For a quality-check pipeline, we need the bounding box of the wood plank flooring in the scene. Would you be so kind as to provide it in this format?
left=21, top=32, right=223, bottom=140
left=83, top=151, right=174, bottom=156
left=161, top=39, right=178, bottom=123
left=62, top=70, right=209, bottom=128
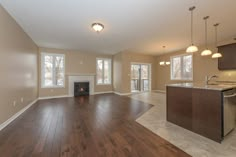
left=0, top=94, right=190, bottom=157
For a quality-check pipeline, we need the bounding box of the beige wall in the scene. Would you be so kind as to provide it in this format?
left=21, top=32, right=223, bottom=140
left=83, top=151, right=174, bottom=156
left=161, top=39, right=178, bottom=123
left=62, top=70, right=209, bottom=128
left=0, top=6, right=38, bottom=124
left=113, top=52, right=123, bottom=93
left=113, top=51, right=156, bottom=93
left=38, top=47, right=113, bottom=97
left=156, top=46, right=236, bottom=91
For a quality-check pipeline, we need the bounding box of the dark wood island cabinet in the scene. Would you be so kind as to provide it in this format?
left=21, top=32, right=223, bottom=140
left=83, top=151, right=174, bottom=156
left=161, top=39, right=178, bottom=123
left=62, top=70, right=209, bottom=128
left=167, top=83, right=236, bottom=143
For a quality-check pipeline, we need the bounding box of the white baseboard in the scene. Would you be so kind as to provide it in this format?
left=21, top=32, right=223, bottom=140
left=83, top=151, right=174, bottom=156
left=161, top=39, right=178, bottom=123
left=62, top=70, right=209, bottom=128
left=113, top=92, right=131, bottom=96
left=0, top=99, right=38, bottom=131
left=94, top=91, right=114, bottom=95
left=38, top=95, right=70, bottom=100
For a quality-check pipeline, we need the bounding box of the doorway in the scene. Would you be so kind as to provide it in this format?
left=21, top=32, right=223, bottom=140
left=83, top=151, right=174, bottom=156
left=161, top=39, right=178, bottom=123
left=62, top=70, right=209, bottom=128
left=131, top=63, right=151, bottom=93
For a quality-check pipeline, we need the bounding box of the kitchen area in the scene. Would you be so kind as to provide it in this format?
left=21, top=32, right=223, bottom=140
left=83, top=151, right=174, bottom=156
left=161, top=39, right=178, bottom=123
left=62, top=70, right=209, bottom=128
left=166, top=43, right=236, bottom=143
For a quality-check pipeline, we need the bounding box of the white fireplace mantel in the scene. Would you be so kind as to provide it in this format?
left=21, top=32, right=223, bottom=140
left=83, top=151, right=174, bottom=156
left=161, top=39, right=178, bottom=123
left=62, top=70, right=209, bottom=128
left=68, top=74, right=95, bottom=97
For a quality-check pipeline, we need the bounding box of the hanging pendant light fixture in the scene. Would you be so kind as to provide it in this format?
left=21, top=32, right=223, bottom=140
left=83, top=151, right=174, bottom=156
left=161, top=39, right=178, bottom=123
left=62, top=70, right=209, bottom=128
left=159, top=46, right=166, bottom=66
left=186, top=6, right=198, bottom=53
left=201, top=16, right=212, bottom=56
left=212, top=23, right=222, bottom=58
left=159, top=46, right=170, bottom=66
left=164, top=46, right=170, bottom=65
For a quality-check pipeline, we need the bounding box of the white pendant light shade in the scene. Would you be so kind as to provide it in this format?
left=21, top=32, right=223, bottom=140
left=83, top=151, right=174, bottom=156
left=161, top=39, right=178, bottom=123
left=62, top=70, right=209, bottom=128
left=159, top=61, right=165, bottom=66
left=211, top=23, right=222, bottom=59
left=186, top=6, right=198, bottom=53
left=201, top=16, right=212, bottom=56
left=201, top=49, right=212, bottom=56
left=165, top=61, right=170, bottom=65
left=212, top=52, right=222, bottom=58
left=186, top=45, right=198, bottom=53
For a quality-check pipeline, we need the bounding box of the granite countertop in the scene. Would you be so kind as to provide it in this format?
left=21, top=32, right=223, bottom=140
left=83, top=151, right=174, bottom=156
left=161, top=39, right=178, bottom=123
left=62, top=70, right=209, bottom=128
left=167, top=82, right=236, bottom=91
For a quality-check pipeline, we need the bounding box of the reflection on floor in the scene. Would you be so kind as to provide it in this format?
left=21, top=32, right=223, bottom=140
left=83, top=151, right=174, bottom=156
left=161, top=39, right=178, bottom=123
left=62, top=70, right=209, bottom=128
left=130, top=92, right=236, bottom=157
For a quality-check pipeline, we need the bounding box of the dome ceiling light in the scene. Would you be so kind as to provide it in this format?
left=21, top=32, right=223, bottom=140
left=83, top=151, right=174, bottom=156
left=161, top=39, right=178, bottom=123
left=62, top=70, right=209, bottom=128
left=91, top=23, right=104, bottom=33
left=201, top=16, right=213, bottom=56
left=212, top=23, right=222, bottom=59
left=186, top=6, right=198, bottom=53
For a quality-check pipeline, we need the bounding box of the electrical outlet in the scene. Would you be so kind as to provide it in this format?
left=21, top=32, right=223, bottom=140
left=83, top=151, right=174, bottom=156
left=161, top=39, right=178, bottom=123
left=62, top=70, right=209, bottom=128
left=13, top=101, right=16, bottom=107
left=21, top=97, right=24, bottom=103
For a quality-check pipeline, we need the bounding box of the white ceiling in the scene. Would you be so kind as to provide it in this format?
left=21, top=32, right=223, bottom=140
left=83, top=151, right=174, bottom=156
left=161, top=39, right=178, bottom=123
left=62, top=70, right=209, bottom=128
left=1, top=0, right=236, bottom=55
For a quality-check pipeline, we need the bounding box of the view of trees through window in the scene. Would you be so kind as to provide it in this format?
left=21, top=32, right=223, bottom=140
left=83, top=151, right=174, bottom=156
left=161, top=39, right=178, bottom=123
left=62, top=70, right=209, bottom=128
left=171, top=54, right=192, bottom=80
left=131, top=64, right=150, bottom=92
left=42, top=53, right=64, bottom=87
left=96, top=59, right=111, bottom=84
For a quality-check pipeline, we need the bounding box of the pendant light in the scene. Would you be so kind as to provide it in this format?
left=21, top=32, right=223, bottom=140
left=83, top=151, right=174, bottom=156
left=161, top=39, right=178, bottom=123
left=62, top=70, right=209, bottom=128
left=159, top=61, right=165, bottom=66
left=212, top=23, right=222, bottom=58
left=164, top=46, right=170, bottom=65
left=159, top=46, right=170, bottom=66
left=186, top=6, right=198, bottom=53
left=159, top=46, right=166, bottom=66
left=201, top=16, right=212, bottom=56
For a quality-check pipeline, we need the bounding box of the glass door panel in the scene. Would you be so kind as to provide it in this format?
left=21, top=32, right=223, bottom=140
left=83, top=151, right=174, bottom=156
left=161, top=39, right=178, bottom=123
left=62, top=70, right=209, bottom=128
left=131, top=64, right=150, bottom=93
left=141, top=65, right=149, bottom=91
left=131, top=64, right=141, bottom=92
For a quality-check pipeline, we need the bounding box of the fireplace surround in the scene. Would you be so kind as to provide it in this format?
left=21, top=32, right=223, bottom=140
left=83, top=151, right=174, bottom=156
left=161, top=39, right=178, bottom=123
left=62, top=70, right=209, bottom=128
left=68, top=74, right=95, bottom=97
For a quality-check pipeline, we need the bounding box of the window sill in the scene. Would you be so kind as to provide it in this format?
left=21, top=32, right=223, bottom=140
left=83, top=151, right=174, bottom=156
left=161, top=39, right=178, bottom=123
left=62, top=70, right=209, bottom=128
left=170, top=79, right=193, bottom=81
left=96, top=84, right=112, bottom=86
left=41, top=86, right=65, bottom=89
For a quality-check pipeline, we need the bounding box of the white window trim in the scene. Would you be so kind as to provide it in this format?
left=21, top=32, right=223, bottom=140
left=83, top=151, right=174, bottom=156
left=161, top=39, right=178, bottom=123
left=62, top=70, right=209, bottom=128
left=96, top=58, right=112, bottom=85
left=41, top=53, right=65, bottom=88
left=170, top=54, right=193, bottom=81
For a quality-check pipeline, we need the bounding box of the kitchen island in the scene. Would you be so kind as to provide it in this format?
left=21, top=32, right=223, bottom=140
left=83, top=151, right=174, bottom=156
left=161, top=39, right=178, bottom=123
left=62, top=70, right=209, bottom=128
left=167, top=83, right=236, bottom=143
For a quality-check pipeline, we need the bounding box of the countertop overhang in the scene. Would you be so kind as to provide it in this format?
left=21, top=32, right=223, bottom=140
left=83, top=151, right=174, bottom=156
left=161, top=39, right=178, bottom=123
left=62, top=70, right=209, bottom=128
left=167, top=83, right=236, bottom=91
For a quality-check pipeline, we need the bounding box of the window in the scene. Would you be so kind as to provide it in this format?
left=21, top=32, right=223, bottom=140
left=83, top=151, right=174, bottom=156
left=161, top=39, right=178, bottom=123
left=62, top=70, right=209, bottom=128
left=96, top=58, right=112, bottom=85
left=171, top=54, right=193, bottom=80
left=41, top=53, right=65, bottom=88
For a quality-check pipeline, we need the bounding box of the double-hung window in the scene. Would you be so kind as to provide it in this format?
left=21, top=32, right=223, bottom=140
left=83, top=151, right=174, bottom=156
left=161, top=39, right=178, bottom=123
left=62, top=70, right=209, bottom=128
left=96, top=58, right=112, bottom=85
left=41, top=53, right=65, bottom=88
left=171, top=54, right=193, bottom=80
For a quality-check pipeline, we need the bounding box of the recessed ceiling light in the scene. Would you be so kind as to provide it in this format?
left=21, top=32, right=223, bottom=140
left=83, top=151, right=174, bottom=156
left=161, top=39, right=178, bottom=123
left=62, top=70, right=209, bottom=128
left=91, top=23, right=104, bottom=33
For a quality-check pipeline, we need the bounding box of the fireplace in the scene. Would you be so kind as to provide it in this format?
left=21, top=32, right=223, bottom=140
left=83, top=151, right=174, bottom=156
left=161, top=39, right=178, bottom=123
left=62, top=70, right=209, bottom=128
left=74, top=82, right=89, bottom=96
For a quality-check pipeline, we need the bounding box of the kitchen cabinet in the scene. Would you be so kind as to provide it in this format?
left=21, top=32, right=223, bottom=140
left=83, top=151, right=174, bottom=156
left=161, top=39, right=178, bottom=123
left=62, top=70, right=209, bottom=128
left=192, top=89, right=222, bottom=142
left=167, top=86, right=223, bottom=142
left=167, top=87, right=192, bottom=130
left=218, top=43, right=236, bottom=70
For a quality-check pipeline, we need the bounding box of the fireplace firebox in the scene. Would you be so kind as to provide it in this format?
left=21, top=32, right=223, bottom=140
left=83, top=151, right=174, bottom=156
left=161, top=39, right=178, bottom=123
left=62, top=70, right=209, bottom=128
left=74, top=82, right=89, bottom=96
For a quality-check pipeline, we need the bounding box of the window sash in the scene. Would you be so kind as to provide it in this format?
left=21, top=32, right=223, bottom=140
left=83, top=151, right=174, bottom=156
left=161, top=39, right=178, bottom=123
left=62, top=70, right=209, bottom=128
left=171, top=54, right=193, bottom=81
left=96, top=58, right=111, bottom=85
left=41, top=53, right=65, bottom=88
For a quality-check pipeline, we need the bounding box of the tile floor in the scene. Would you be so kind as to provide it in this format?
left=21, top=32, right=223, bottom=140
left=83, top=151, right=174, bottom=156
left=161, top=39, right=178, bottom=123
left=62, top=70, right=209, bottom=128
left=129, top=92, right=236, bottom=157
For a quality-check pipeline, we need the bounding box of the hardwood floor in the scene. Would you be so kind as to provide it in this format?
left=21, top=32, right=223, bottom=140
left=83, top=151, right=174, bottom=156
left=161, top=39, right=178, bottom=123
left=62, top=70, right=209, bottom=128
left=0, top=94, right=190, bottom=157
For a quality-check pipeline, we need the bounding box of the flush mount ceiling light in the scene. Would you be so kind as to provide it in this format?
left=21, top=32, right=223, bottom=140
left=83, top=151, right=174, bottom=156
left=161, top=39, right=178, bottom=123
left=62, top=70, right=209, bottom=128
left=212, top=23, right=222, bottom=59
left=91, top=23, right=104, bottom=33
left=186, top=6, right=198, bottom=53
left=201, top=16, right=213, bottom=56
